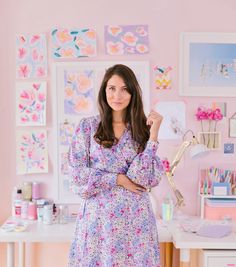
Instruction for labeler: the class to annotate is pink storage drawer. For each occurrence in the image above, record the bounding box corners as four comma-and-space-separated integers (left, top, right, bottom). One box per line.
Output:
205, 204, 236, 220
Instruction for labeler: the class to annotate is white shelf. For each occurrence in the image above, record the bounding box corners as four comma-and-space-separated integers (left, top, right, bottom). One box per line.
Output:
199, 194, 236, 199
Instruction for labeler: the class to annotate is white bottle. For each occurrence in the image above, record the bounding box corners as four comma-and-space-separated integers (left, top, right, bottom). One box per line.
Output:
11, 186, 17, 217
14, 189, 23, 218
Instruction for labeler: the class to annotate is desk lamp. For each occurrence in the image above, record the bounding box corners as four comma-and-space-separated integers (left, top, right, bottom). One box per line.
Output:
166, 130, 209, 207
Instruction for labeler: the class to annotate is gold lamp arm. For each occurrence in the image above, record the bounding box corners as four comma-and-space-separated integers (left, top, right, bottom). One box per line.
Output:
166, 139, 192, 207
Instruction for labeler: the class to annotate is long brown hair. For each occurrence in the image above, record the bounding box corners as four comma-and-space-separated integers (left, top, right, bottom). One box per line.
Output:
94, 64, 149, 151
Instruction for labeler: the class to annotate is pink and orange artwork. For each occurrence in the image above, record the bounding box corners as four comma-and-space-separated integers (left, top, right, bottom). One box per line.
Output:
105, 25, 149, 55
16, 34, 47, 79
16, 130, 48, 174
51, 28, 97, 58
154, 66, 172, 90
16, 81, 46, 126
59, 122, 75, 145
64, 70, 95, 115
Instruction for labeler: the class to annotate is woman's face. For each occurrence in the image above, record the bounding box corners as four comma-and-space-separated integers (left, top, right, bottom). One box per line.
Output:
105, 75, 131, 113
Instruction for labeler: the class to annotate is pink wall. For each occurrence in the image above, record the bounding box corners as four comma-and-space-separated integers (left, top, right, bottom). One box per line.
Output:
1, 0, 236, 266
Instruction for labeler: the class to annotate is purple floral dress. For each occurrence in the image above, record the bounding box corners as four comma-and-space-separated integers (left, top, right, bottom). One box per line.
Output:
68, 116, 164, 267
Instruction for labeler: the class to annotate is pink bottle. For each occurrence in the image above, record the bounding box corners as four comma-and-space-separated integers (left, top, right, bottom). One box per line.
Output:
28, 201, 37, 220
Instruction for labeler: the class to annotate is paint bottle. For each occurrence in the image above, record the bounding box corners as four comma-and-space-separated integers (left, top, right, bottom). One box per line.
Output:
28, 201, 37, 220
14, 189, 23, 218
11, 186, 17, 217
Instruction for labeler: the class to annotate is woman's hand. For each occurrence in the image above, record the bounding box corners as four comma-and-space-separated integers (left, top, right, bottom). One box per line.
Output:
117, 174, 146, 194
146, 110, 163, 142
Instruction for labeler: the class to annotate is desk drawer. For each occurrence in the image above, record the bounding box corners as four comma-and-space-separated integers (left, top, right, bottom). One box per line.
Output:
205, 204, 236, 220
200, 250, 236, 267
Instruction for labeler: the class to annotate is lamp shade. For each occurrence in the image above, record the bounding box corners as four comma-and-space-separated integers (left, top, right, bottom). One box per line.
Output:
189, 143, 209, 159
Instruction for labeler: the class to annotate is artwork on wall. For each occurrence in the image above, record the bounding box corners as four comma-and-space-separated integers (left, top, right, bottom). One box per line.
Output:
179, 32, 236, 96
59, 122, 75, 146
16, 81, 47, 126
153, 65, 172, 90
229, 112, 236, 138
53, 61, 150, 203
64, 70, 95, 115
16, 34, 47, 79
212, 102, 227, 117
16, 130, 48, 174
224, 143, 234, 154
51, 28, 97, 58
104, 25, 149, 55
154, 101, 186, 139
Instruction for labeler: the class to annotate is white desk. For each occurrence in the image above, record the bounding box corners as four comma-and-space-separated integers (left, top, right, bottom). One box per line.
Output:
168, 220, 236, 267
2, 217, 235, 267
0, 219, 172, 267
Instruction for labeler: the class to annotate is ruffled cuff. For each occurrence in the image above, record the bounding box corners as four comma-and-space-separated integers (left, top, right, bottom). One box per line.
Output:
145, 140, 159, 156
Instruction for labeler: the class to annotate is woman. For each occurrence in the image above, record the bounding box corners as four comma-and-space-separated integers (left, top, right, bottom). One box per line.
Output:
68, 64, 164, 267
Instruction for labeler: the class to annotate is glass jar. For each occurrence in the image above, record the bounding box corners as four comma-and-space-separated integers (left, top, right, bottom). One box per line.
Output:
22, 182, 32, 200
58, 205, 68, 224
43, 205, 53, 225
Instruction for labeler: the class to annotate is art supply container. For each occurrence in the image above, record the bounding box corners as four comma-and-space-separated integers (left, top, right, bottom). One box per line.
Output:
58, 205, 68, 224
22, 182, 32, 200
32, 182, 41, 200
43, 205, 53, 225
28, 201, 37, 220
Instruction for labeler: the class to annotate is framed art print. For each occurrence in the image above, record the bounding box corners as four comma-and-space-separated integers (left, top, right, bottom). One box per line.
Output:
179, 32, 236, 96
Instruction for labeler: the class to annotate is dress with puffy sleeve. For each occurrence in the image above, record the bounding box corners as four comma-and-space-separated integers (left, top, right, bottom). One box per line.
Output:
68, 115, 164, 267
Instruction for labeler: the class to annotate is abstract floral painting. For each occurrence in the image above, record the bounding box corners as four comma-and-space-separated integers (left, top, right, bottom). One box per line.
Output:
16, 130, 48, 174
105, 25, 149, 55
59, 122, 75, 145
16, 81, 46, 126
64, 70, 95, 115
51, 28, 97, 58
16, 34, 47, 79
154, 66, 172, 90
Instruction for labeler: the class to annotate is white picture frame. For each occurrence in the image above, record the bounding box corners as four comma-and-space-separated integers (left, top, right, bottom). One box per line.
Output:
52, 61, 150, 203
179, 32, 236, 96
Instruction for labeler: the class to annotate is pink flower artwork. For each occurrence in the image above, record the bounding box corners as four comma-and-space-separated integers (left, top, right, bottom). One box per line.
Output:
64, 70, 95, 115
16, 34, 47, 79
16, 81, 47, 126
51, 28, 97, 58
16, 130, 48, 174
105, 25, 149, 55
